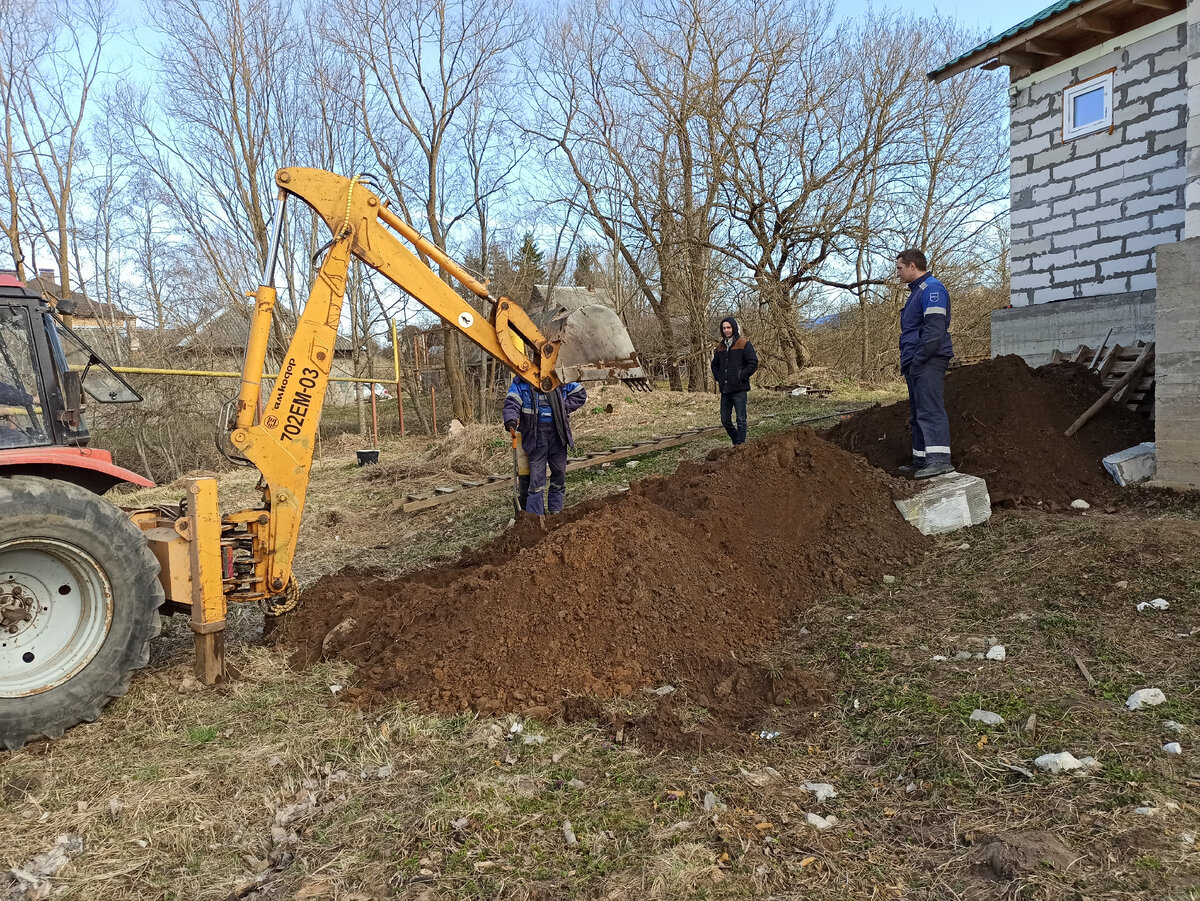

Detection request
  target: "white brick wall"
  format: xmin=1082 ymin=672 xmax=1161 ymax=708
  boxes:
xmin=1010 ymin=21 xmax=1188 ymax=305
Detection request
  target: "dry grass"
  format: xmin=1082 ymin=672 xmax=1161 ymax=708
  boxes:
xmin=12 ymin=382 xmax=1199 ymax=899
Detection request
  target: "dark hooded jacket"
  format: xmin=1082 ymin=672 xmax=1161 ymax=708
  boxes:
xmin=710 ymin=317 xmax=758 ymax=395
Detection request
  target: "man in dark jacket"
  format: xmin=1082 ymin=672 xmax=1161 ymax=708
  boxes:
xmin=502 ymin=376 xmax=587 ymax=515
xmin=710 ymin=317 xmax=759 ymax=445
xmin=896 ymin=248 xmax=955 ymax=479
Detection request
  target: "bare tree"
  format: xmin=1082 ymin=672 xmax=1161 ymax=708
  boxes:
xmin=0 ymin=0 xmax=113 ymax=301
xmin=328 ymin=0 xmax=528 ymax=424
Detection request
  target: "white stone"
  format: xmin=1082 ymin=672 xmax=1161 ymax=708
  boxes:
xmin=987 ymin=645 xmax=1007 ymax=661
xmin=1136 ymin=598 xmax=1169 ymax=612
xmin=1164 ymin=742 xmax=1183 ymax=755
xmin=1103 ymin=442 xmax=1157 ymax=486
xmin=805 ymin=812 xmax=838 ymax=830
xmin=625 ymin=460 xmax=638 ymax=468
xmin=1164 ymin=720 xmax=1185 ymax=734
xmin=801 ymin=782 xmax=837 ymax=802
xmin=970 ymin=709 xmax=1005 ymax=726
xmin=1127 ymin=688 xmax=1168 ymax=710
xmin=882 ymin=575 xmax=896 ymax=584
xmin=1134 ymin=806 xmax=1159 ymax=816
xmin=932 ymin=655 xmax=948 ymax=661
xmin=1070 ymin=499 xmax=1091 ymax=510
xmin=1034 ymin=752 xmax=1084 ymax=774
xmin=893 ymin=473 xmax=992 ymax=535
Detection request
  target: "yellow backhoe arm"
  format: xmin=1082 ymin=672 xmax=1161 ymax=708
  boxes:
xmin=226 ymin=168 xmax=572 ymax=609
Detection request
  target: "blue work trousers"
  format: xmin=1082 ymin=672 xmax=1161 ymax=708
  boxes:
xmin=526 ymin=421 xmax=569 ymax=515
xmin=720 ymin=391 xmax=748 ymax=445
xmin=904 ymin=356 xmax=951 ymax=466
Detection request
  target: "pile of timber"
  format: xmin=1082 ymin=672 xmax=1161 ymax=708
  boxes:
xmin=1051 ymin=340 xmax=1156 ymax=417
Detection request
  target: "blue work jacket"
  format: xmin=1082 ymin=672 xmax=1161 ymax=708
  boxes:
xmin=899 ymin=274 xmax=954 ymax=368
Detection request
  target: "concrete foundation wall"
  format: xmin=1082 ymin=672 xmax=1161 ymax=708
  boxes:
xmin=1009 ymin=19 xmax=1187 ymax=306
xmin=1154 ymin=238 xmax=1200 ymax=488
xmin=990 ymin=291 xmax=1157 ymax=365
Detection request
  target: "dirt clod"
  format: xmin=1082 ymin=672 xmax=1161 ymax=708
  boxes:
xmin=827 ymin=356 xmax=1153 ymax=507
xmin=273 ymin=428 xmax=926 ymax=742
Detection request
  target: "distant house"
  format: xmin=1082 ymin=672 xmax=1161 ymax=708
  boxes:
xmin=173 ymin=302 xmax=369 ymax=405
xmin=930 ymin=0 xmax=1200 ymax=487
xmin=25 ymin=270 xmax=139 ymax=353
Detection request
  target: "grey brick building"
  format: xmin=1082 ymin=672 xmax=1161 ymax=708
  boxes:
xmin=931 ymin=0 xmax=1200 ymax=489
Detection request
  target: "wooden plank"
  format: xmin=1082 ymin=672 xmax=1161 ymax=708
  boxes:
xmin=1097 ymin=344 xmax=1124 ymax=379
xmin=1069 ymin=344 xmax=1090 ymax=363
xmin=1065 ymin=343 xmax=1155 ymax=437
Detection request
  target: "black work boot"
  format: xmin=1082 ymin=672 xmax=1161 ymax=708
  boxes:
xmin=914 ymin=461 xmax=956 ymax=480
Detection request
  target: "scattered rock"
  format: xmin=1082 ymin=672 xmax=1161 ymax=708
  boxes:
xmin=447 ymin=419 xmax=466 ymax=436
xmin=970 ymin=709 xmax=1005 ymax=727
xmin=1034 ymin=752 xmax=1091 ymax=774
xmin=986 ymin=645 xmax=1006 ymax=661
xmin=1115 ymin=580 xmax=1129 ymax=589
xmin=703 ymin=792 xmax=726 ymax=812
xmin=954 ymin=651 xmax=973 ymax=660
xmin=1134 ymin=806 xmax=1159 ymax=816
xmin=1163 ymin=720 xmax=1185 ymax=735
xmin=1000 ymin=762 xmax=1036 ymax=780
xmin=625 ymin=460 xmax=639 ymax=469
xmin=567 ymin=779 xmax=586 ymax=790
xmin=1136 ymin=598 xmax=1169 ymax=612
xmin=801 ymin=782 xmax=837 ymax=802
xmin=561 ymin=820 xmax=578 ymax=846
xmin=1070 ymin=499 xmax=1090 ymax=510
xmin=932 ymin=655 xmax=948 ymax=662
xmin=1127 ymin=688 xmax=1167 ymax=710
xmin=1023 ymin=714 xmax=1038 ymax=735
xmin=651 ymin=685 xmax=676 ymax=696
xmin=805 ymin=812 xmax=838 ymax=830
xmin=882 ymin=575 xmax=896 ymax=584
xmin=1163 ymin=742 xmax=1183 ymax=755
xmin=1 ymin=834 xmax=84 ymax=901
xmin=1181 ymin=832 xmax=1197 ymax=846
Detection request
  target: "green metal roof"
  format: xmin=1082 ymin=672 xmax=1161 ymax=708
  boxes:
xmin=927 ymin=0 xmax=1088 ymax=80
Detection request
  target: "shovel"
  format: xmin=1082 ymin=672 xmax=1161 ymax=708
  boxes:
xmin=509 ymin=427 xmax=522 ymax=515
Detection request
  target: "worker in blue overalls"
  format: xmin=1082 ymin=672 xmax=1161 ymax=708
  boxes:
xmin=502 ymin=375 xmax=587 ymax=516
xmin=896 ymin=248 xmax=955 ymax=480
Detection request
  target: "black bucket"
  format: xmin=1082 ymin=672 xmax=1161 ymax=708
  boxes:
xmin=356 ymin=449 xmax=380 ymax=466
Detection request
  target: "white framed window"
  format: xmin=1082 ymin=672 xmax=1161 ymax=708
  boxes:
xmin=1062 ymin=70 xmax=1114 ymax=141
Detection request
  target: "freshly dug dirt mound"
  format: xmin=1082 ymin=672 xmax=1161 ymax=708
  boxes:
xmin=274 ymin=428 xmax=926 ymax=732
xmin=827 ymin=356 xmax=1154 ymax=507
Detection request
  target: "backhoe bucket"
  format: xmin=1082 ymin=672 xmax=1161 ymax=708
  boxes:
xmin=545 ymin=305 xmax=652 ymax=391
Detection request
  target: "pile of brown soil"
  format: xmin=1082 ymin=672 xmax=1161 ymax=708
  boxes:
xmin=274 ymin=428 xmax=926 ymax=735
xmin=827 ymin=356 xmax=1154 ymax=507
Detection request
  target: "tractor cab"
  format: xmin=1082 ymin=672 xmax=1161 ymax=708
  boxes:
xmin=0 ymin=274 xmax=140 ymax=452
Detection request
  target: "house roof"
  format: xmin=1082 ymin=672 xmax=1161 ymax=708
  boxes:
xmin=928 ymin=0 xmax=1185 ymax=83
xmin=24 ymin=275 xmax=136 ymax=322
xmin=178 ymin=302 xmax=354 ymax=354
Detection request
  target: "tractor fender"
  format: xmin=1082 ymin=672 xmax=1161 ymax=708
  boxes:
xmin=0 ymin=447 xmax=154 ymax=495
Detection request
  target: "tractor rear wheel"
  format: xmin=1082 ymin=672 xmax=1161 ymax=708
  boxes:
xmin=0 ymin=476 xmax=163 ymax=750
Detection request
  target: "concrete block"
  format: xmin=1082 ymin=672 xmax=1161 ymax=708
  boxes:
xmin=1053 ymin=192 xmax=1098 ymax=216
xmin=1051 ymin=229 xmax=1102 ymax=250
xmin=894 ymin=474 xmax=992 ymax=536
xmin=1125 ymin=69 xmax=1185 ymax=102
xmin=1128 ymin=272 xmax=1157 ymax=291
xmin=1127 ymin=230 xmax=1173 ymax=253
xmin=1153 ymin=207 xmax=1185 ymax=230
xmin=1100 ymin=143 xmax=1149 ymax=168
xmin=1053 ymin=155 xmax=1099 ymax=181
xmin=1151 ymin=126 xmax=1186 ymax=153
xmin=1099 ymin=254 xmax=1152 ymax=277
xmin=1126 ymin=193 xmax=1177 ymax=216
xmin=1051 ymin=264 xmax=1096 ymax=283
xmin=1123 ymin=152 xmax=1177 ymax=180
xmin=1103 ymin=443 xmax=1157 ymax=486
xmin=1152 ymin=168 xmax=1186 ymax=191
xmin=1100 ymin=215 xmax=1150 ymax=237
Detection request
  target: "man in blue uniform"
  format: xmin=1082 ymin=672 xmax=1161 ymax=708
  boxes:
xmin=896 ymin=249 xmax=954 ymax=479
xmin=502 ymin=376 xmax=587 ymax=516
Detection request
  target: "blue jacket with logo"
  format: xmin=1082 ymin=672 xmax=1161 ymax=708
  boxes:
xmin=899 ymin=274 xmax=954 ymax=369
xmin=502 ymin=377 xmax=587 ymax=452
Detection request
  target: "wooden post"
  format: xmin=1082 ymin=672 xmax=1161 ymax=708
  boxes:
xmin=1065 ymin=343 xmax=1155 ymax=437
xmin=431 ymin=386 xmax=438 ymax=435
xmin=391 ymin=317 xmax=404 ymax=436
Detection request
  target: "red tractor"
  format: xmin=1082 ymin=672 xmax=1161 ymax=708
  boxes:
xmin=0 ymin=273 xmax=163 ymax=750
